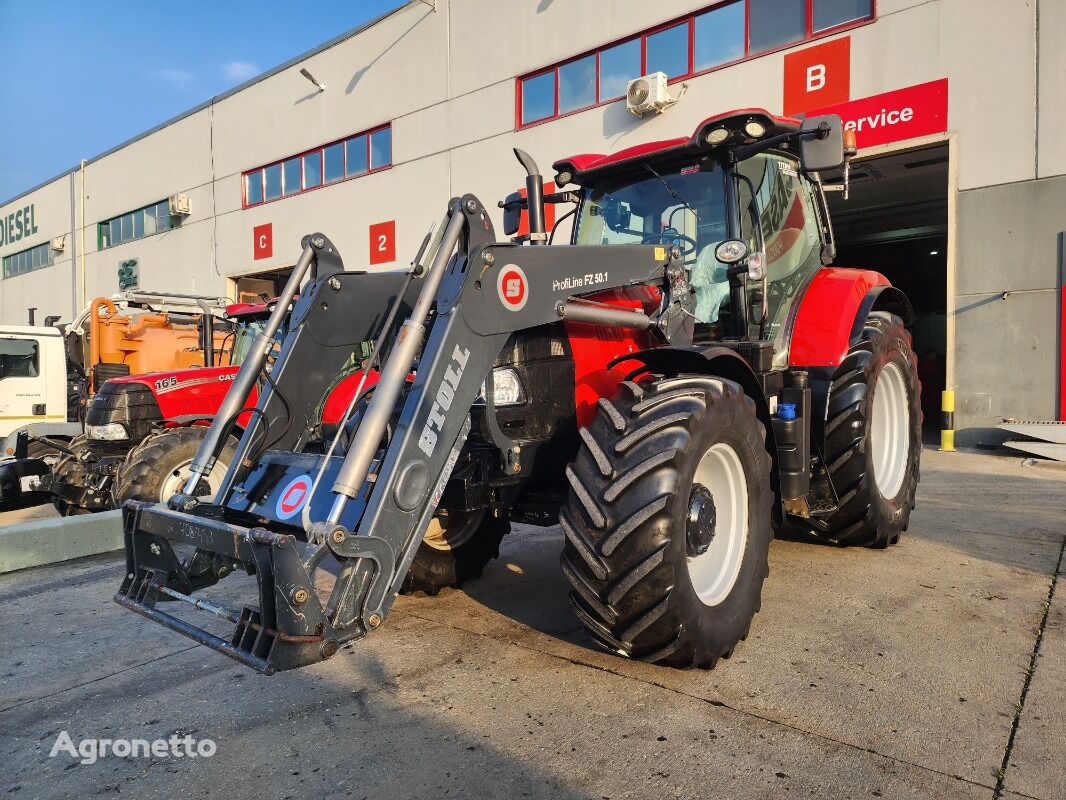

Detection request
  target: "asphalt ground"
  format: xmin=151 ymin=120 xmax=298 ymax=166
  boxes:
xmin=1 ymin=447 xmax=1063 ymax=799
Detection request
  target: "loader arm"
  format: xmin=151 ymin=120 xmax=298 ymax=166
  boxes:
xmin=115 ymin=193 xmax=690 ymax=673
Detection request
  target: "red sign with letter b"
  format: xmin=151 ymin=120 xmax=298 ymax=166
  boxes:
xmin=783 ymin=37 xmax=850 ymax=116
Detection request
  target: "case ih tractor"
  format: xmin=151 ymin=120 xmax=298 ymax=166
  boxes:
xmin=44 ymin=302 xmax=376 ymax=515
xmin=0 ymin=292 xmax=234 ymax=512
xmin=42 ymin=302 xmax=271 ymax=515
xmin=115 ymin=110 xmax=921 ymax=674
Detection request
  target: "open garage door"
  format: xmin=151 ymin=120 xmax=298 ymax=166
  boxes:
xmin=826 ymin=143 xmax=949 ymax=440
xmin=232 ymin=267 xmax=294 ymax=304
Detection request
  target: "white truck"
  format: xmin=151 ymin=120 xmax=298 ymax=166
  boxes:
xmin=0 ymin=324 xmax=80 ymax=449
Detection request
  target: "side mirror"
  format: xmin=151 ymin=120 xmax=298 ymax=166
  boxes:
xmin=799 ymin=114 xmax=845 ymax=172
xmin=501 ymin=191 xmax=525 ymax=237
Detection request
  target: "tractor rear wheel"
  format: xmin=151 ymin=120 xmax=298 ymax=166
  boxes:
xmin=400 ymin=509 xmax=508 ymax=596
xmin=114 ymin=426 xmax=237 ymax=505
xmin=561 ymin=375 xmax=773 ymax=668
xmin=803 ymin=311 xmax=922 ymax=547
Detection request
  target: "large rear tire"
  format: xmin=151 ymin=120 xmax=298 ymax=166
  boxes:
xmin=400 ymin=510 xmax=509 ymax=596
xmin=113 ymin=426 xmax=237 ymax=504
xmin=561 ymin=375 xmax=773 ymax=668
xmin=802 ymin=311 xmax=922 ymax=547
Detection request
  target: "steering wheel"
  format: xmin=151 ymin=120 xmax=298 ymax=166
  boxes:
xmin=642 ymin=229 xmax=697 ymax=257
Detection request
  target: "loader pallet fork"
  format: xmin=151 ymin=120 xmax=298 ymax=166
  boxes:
xmin=116 ymin=502 xmax=334 ymax=673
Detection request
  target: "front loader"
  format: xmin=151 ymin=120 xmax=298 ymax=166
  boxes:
xmin=115 ymin=110 xmax=922 ymax=674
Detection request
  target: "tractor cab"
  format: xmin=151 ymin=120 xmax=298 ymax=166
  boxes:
xmin=223 ymin=301 xmax=272 ymax=367
xmin=549 ymin=110 xmax=852 ymax=361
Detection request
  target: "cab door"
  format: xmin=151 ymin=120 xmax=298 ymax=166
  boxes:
xmin=0 ymin=334 xmax=52 ymax=436
xmin=737 ymin=153 xmax=824 ymax=358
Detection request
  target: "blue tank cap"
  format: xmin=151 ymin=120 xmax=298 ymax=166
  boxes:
xmin=777 ymin=403 xmax=796 ymax=420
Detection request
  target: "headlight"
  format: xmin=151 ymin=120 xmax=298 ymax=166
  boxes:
xmin=744 ymin=120 xmax=767 ymax=138
xmin=714 ymin=239 xmax=749 ymax=264
xmin=474 ymin=368 xmax=526 ymax=406
xmin=86 ymin=423 xmax=128 ymax=441
xmin=705 ymin=127 xmax=730 ymax=145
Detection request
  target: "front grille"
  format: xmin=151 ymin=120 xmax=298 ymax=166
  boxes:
xmin=86 ymin=382 xmax=162 ymax=443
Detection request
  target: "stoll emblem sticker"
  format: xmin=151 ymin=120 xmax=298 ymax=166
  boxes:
xmin=497 ymin=264 xmax=528 ymax=311
xmin=276 ymin=475 xmax=313 ymax=519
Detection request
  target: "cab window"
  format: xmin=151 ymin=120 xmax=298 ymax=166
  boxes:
xmin=0 ymin=338 xmax=40 ymax=380
xmin=738 ymin=153 xmax=822 ymax=343
xmin=230 ymin=319 xmax=267 ymax=367
xmin=575 ymin=162 xmax=733 ymax=328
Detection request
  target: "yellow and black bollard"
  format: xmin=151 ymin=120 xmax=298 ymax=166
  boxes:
xmin=940 ymin=389 xmax=955 ymax=451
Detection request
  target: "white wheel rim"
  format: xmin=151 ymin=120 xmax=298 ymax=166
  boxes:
xmin=687 ymin=442 xmax=748 ymax=607
xmin=870 ymin=361 xmax=910 ymax=499
xmin=159 ymin=458 xmax=227 ymax=503
xmin=423 ymin=509 xmax=484 ymax=552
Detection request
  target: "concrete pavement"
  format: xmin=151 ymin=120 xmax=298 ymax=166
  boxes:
xmin=0 ymin=447 xmax=1063 ymax=799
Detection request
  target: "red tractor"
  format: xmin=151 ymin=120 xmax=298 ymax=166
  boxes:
xmin=49 ymin=302 xmax=378 ymax=514
xmin=115 ymin=110 xmax=921 ymax=674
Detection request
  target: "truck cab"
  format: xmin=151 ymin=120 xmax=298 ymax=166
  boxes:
xmin=0 ymin=324 xmax=71 ymax=444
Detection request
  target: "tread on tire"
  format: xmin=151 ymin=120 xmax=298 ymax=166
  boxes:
xmin=561 ymin=374 xmax=773 ymax=668
xmin=798 ymin=311 xmax=922 ymax=548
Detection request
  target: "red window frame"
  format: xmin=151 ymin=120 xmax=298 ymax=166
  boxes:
xmin=515 ymin=0 xmax=874 ymax=129
xmin=242 ymin=122 xmax=392 ymax=209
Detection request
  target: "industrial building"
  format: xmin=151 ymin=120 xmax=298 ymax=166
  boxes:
xmin=0 ymin=0 xmax=1062 ymax=445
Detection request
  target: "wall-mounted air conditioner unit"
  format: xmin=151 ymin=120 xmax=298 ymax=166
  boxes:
xmin=51 ymin=236 xmax=66 ymax=252
xmin=169 ymin=193 xmax=192 ymax=215
xmin=626 ymin=72 xmax=679 ymax=117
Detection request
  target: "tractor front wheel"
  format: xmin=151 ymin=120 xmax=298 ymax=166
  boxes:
xmin=561 ymin=375 xmax=773 ymax=668
xmin=339 ymin=388 xmax=507 ymax=597
xmin=27 ymin=438 xmax=66 ymax=468
xmin=114 ymin=426 xmax=237 ymax=505
xmin=401 ymin=509 xmax=508 ymax=596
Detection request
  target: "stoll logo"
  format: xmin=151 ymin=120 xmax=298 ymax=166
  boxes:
xmin=275 ymin=474 xmax=313 ymax=519
xmin=418 ymin=344 xmax=471 ymax=457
